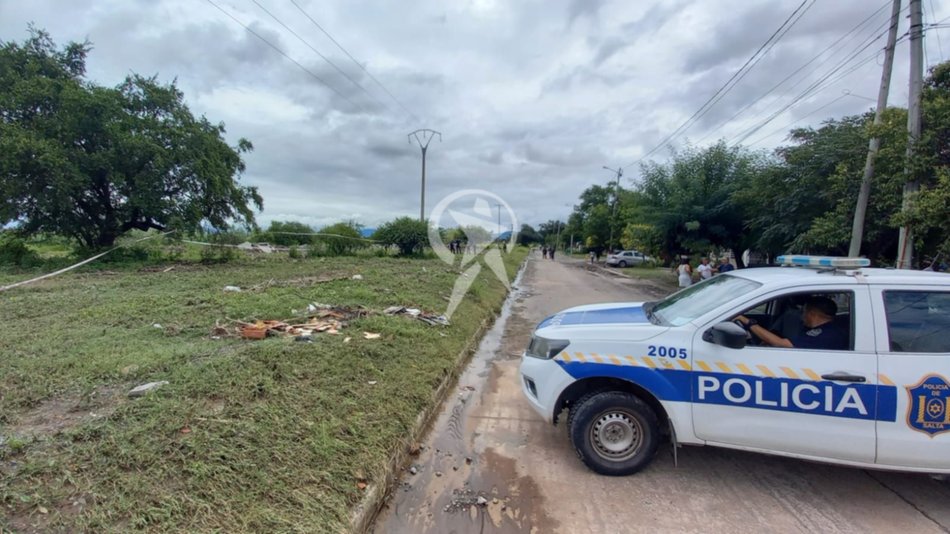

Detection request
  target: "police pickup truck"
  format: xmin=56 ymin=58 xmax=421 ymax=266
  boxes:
xmin=520 ymin=256 xmax=950 ymax=476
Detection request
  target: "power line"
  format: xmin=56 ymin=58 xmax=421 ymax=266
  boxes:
xmin=926 ymin=0 xmax=945 ymax=60
xmin=248 ymin=0 xmax=391 ymax=113
xmin=623 ymin=0 xmax=813 ymax=169
xmin=695 ymin=0 xmax=894 ymax=146
xmin=729 ymin=17 xmax=907 ymax=146
xmin=685 ymin=0 xmax=815 ymax=139
xmin=288 ymin=0 xmax=420 ymax=122
xmin=203 ymin=0 xmax=363 ymax=110
xmin=746 ymin=91 xmax=853 ymax=147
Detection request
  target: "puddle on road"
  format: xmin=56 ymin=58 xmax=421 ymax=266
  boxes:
xmin=372 ymin=261 xmax=557 ymax=534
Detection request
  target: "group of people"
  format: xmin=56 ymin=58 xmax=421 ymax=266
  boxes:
xmin=449 ymin=240 xmax=475 ymax=254
xmin=676 ymin=257 xmax=734 ymax=288
xmin=540 ymin=245 xmax=556 ymax=260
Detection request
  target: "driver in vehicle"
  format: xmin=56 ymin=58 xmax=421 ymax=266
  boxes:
xmin=735 ymin=296 xmax=848 ymax=350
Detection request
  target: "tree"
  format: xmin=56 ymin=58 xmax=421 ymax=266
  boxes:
xmin=373 ymin=217 xmax=429 ymax=256
xmin=517 ymin=224 xmax=541 ymax=245
xmin=0 ymin=28 xmax=261 ymax=249
xmin=638 ymin=142 xmax=761 ymax=264
xmin=319 ymin=221 xmax=366 ymax=255
xmin=259 ymin=221 xmax=314 ymax=246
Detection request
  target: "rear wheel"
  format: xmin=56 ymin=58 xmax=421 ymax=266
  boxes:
xmin=568 ymin=391 xmax=659 ymax=476
xmin=618 ymin=260 xmax=627 ymax=268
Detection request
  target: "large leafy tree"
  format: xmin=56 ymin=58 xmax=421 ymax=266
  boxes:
xmin=638 ymin=142 xmax=762 ymax=264
xmin=0 ymin=29 xmax=262 ymax=249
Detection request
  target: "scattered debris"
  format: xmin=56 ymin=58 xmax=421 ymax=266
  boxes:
xmin=179 ymin=427 xmax=191 ymax=434
xmin=408 ymin=443 xmax=422 ymax=456
xmin=162 ymin=266 xmax=175 ymax=273
xmin=383 ymin=306 xmax=451 ymax=326
xmin=443 ymin=489 xmax=491 ymax=513
xmin=38 ymin=506 xmax=49 ymax=515
xmin=465 ymin=457 xmax=473 ymax=465
xmin=152 ymin=323 xmax=163 ymax=329
xmin=357 ymin=481 xmax=368 ymax=491
xmin=128 ymin=381 xmax=168 ymax=398
xmin=120 ymin=364 xmax=139 ymax=376
xmin=217 ymin=306 xmax=368 ymax=341
xmin=223 ymin=285 xmax=242 ymax=292
xmin=435 ymin=471 xmax=443 ymax=477
xmin=294 ymin=335 xmax=313 ymax=343
xmin=352 ymin=274 xmax=363 ymax=280
xmin=409 ymin=466 xmax=418 ymax=475
xmin=363 ymin=332 xmax=381 ymax=340
xmin=460 ymin=385 xmax=475 ymax=392
xmin=344 ymin=337 xmax=352 ymax=343
xmin=367 ymin=380 xmax=377 ymax=385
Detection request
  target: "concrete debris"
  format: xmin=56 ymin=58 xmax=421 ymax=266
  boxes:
xmin=128 ymin=381 xmax=169 ymax=398
xmin=363 ymin=332 xmax=381 ymax=340
xmin=223 ymin=285 xmax=242 ymax=292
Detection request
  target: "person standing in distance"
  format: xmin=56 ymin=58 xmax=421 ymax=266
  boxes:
xmin=677 ymin=258 xmax=692 ymax=288
xmin=697 ymin=258 xmax=713 ymax=281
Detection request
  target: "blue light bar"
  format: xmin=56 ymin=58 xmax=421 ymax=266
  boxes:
xmin=777 ymin=255 xmax=871 ymax=268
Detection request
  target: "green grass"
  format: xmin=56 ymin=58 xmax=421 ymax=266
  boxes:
xmin=0 ymin=247 xmax=528 ymax=532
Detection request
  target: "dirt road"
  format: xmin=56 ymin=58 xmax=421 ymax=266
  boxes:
xmin=372 ymin=254 xmax=950 ymax=534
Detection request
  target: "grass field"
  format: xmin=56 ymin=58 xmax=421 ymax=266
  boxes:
xmin=0 ymin=246 xmax=527 ymax=532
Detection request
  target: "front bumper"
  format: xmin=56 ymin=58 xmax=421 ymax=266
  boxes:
xmin=519 ymin=353 xmax=577 ymax=424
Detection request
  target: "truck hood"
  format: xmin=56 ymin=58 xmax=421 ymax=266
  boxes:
xmin=537 ymin=302 xmax=651 ymax=329
xmin=535 ymin=302 xmax=668 ymax=342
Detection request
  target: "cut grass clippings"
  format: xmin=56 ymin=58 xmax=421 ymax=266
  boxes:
xmin=0 ymin=247 xmax=528 ymax=533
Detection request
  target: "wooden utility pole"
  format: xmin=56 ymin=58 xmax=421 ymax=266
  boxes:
xmin=848 ymin=0 xmax=902 ymax=257
xmin=896 ymin=0 xmax=923 ymax=269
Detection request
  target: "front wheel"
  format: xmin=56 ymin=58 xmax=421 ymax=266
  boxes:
xmin=568 ymin=391 xmax=659 ymax=476
xmin=618 ymin=260 xmax=627 ymax=268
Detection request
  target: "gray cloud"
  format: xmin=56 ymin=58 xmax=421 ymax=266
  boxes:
xmin=1 ymin=0 xmax=947 ymax=229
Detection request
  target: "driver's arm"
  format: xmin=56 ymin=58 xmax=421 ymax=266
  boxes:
xmin=735 ymin=315 xmax=793 ymax=348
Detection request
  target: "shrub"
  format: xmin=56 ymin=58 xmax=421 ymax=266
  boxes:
xmin=319 ymin=221 xmax=367 ymax=256
xmin=372 ymin=217 xmax=430 ymax=256
xmin=258 ymin=221 xmax=314 ymax=246
xmin=288 ymin=246 xmax=301 ymax=259
xmin=0 ymin=232 xmax=39 ymax=267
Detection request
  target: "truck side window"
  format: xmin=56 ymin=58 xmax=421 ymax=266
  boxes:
xmin=883 ymin=291 xmax=950 ymax=353
xmin=735 ymin=292 xmax=854 ymax=351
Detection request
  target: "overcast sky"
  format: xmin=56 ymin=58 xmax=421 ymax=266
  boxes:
xmin=2 ymin=0 xmax=949 ymax=229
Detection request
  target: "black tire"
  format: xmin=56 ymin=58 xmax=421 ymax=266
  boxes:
xmin=568 ymin=391 xmax=659 ymax=476
xmin=618 ymin=260 xmax=627 ymax=268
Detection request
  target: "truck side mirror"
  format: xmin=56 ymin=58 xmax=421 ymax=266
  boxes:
xmin=702 ymin=321 xmax=747 ymax=349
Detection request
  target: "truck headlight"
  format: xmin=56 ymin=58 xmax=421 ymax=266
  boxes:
xmin=525 ymin=335 xmax=570 ymax=360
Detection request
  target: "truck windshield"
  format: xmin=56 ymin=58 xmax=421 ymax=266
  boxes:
xmin=651 ymin=275 xmax=761 ymax=326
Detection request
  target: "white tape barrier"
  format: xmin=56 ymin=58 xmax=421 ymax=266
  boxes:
xmin=0 ymin=232 xmax=174 ymax=294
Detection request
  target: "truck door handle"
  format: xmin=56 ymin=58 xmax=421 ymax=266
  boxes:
xmin=821 ymin=373 xmax=866 ymax=383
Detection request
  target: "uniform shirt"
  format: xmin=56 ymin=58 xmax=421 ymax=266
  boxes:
xmin=789 ymin=321 xmax=848 ymax=350
xmin=718 ymin=263 xmax=735 ymax=273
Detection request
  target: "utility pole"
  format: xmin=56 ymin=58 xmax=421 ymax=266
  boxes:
xmin=602 ymin=166 xmax=623 ymax=252
xmin=896 ymin=0 xmax=923 ymax=269
xmin=555 ymin=221 xmax=561 ymax=251
xmin=408 ymin=129 xmax=442 ymax=221
xmin=849 ymin=0 xmax=902 ymax=258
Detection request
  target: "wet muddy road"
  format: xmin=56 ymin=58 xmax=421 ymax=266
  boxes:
xmin=372 ymin=255 xmax=950 ymax=534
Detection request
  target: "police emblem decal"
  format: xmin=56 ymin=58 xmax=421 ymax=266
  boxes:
xmin=906 ymin=374 xmax=950 ymax=437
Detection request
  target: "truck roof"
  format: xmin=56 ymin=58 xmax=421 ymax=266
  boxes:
xmin=728 ymin=266 xmax=950 ymax=287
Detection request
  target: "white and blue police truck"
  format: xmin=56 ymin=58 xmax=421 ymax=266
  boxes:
xmin=520 ymin=256 xmax=950 ymax=476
